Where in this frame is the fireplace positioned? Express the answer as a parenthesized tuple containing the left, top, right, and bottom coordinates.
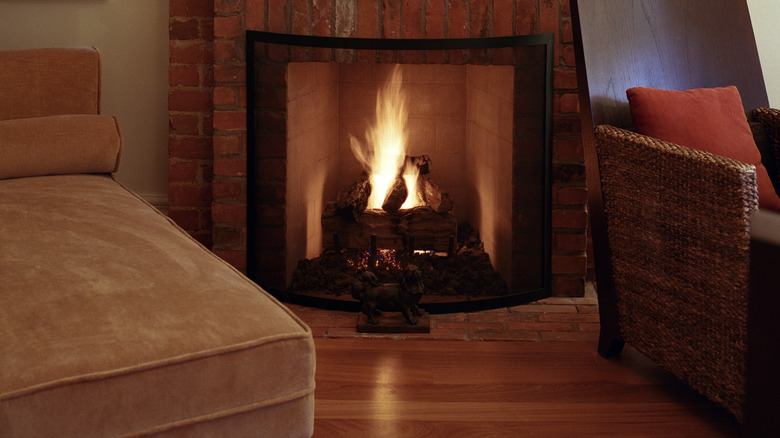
(246, 31, 552, 312)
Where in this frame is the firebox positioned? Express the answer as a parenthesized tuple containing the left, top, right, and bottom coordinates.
(247, 31, 552, 312)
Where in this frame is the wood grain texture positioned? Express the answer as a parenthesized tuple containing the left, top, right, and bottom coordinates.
(313, 338, 739, 437)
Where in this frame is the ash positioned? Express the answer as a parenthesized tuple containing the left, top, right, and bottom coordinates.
(289, 223, 509, 297)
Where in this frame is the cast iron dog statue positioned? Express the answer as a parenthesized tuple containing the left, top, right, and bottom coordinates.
(351, 264, 425, 325)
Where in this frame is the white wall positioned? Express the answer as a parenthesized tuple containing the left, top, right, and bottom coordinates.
(0, 0, 169, 207)
(749, 0, 780, 107)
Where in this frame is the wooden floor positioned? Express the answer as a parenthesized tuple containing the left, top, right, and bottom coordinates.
(313, 338, 740, 437)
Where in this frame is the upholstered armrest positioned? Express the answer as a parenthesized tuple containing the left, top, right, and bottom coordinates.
(0, 114, 123, 180)
(594, 124, 756, 420)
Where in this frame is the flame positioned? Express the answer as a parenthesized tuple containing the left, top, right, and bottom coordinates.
(350, 65, 422, 210)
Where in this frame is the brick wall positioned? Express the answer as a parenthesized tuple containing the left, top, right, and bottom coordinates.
(169, 0, 216, 247)
(169, 0, 587, 296)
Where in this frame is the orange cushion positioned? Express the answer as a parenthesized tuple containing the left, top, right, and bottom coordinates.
(627, 85, 780, 212)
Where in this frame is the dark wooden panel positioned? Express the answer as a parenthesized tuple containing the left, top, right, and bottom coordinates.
(576, 0, 768, 130)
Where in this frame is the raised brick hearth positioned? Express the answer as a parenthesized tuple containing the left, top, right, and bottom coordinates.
(168, 0, 587, 297)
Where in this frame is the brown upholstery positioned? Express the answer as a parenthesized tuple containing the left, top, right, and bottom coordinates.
(0, 48, 315, 437)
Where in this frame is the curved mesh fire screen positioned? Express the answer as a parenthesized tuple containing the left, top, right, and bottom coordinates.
(246, 31, 552, 313)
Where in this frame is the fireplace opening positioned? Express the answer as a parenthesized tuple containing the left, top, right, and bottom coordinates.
(247, 32, 553, 313)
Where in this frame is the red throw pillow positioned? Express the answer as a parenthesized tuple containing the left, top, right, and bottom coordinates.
(627, 85, 780, 212)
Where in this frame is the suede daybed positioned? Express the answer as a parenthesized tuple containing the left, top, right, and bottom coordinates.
(0, 47, 315, 437)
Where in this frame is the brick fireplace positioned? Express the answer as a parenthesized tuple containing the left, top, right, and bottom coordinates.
(168, 0, 587, 298)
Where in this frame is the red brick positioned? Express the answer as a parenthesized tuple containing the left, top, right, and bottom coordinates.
(552, 208, 587, 229)
(559, 92, 579, 113)
(425, 0, 446, 38)
(555, 232, 586, 252)
(214, 86, 237, 106)
(555, 137, 583, 159)
(382, 0, 401, 38)
(214, 157, 247, 177)
(246, 1, 265, 31)
(169, 65, 200, 87)
(170, 0, 213, 18)
(562, 45, 576, 68)
(551, 254, 587, 275)
(213, 134, 243, 155)
(291, 0, 311, 34)
(402, 0, 423, 38)
(553, 276, 586, 297)
(356, 0, 378, 38)
(448, 0, 468, 64)
(214, 0, 242, 14)
(213, 180, 244, 201)
(169, 113, 200, 136)
(169, 89, 211, 112)
(557, 186, 587, 205)
(493, 0, 514, 37)
(200, 18, 214, 40)
(562, 21, 573, 43)
(169, 136, 212, 160)
(169, 184, 212, 208)
(212, 203, 247, 223)
(470, 0, 491, 38)
(214, 225, 243, 247)
(214, 15, 243, 38)
(554, 69, 578, 89)
(170, 18, 200, 40)
(516, 0, 537, 35)
(169, 161, 199, 182)
(170, 41, 213, 64)
(168, 209, 200, 231)
(213, 111, 246, 131)
(213, 249, 247, 269)
(540, 331, 598, 342)
(214, 64, 246, 84)
(538, 312, 599, 323)
(268, 0, 289, 33)
(448, 0, 468, 37)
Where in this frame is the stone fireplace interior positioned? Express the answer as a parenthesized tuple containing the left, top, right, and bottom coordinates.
(247, 32, 552, 311)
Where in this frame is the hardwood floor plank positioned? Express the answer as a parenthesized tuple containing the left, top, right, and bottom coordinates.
(313, 338, 739, 437)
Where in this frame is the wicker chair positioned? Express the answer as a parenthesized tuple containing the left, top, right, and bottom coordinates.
(572, 1, 780, 434)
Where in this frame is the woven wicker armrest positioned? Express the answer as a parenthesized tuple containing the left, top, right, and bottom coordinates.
(594, 124, 758, 421)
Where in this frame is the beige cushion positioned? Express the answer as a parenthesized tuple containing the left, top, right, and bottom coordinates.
(0, 174, 315, 437)
(0, 115, 123, 180)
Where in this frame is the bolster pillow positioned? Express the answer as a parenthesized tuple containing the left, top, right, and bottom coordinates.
(0, 114, 123, 180)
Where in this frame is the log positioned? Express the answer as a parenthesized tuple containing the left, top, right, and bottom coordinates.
(381, 176, 408, 213)
(418, 175, 453, 213)
(336, 174, 372, 221)
(406, 155, 431, 175)
(322, 205, 457, 252)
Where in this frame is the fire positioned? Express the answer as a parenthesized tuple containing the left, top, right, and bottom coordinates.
(349, 65, 422, 210)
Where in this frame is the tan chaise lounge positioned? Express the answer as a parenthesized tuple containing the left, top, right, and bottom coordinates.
(0, 47, 315, 437)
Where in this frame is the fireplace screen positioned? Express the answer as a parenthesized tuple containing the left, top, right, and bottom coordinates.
(247, 31, 552, 312)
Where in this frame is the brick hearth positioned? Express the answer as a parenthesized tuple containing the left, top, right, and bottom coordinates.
(288, 284, 598, 341)
(167, 0, 588, 297)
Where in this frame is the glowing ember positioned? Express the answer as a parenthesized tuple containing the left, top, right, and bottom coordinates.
(349, 65, 422, 210)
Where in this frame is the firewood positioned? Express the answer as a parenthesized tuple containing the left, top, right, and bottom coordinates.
(381, 175, 408, 212)
(336, 173, 372, 221)
(406, 155, 431, 175)
(419, 175, 453, 213)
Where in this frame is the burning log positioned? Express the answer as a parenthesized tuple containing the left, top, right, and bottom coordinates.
(381, 175, 408, 213)
(407, 155, 431, 175)
(335, 173, 372, 221)
(418, 175, 453, 213)
(322, 205, 457, 252)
